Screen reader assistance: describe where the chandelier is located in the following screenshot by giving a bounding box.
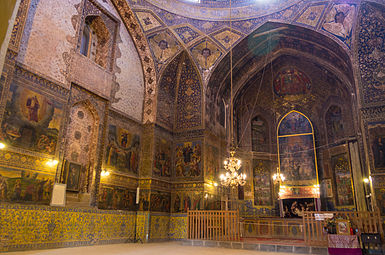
[220,0,246,187]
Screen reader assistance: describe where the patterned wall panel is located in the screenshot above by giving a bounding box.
[0,204,136,252]
[149,213,170,241]
[168,213,187,240]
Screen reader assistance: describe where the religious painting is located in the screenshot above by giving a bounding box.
[205,144,219,181]
[374,188,385,216]
[279,135,316,182]
[278,111,312,136]
[336,220,351,235]
[190,39,222,71]
[139,189,150,211]
[175,141,202,177]
[150,191,171,212]
[154,137,171,177]
[98,185,136,211]
[282,198,315,218]
[173,192,202,213]
[0,83,63,155]
[0,167,54,204]
[325,105,344,142]
[322,4,355,47]
[273,68,311,99]
[253,160,272,206]
[64,161,82,192]
[148,30,180,64]
[251,116,268,152]
[105,124,140,175]
[332,154,354,207]
[368,123,385,172]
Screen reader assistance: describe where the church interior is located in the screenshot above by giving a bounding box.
[0,0,385,253]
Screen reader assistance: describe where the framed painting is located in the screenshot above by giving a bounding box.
[65,161,82,192]
[336,220,351,235]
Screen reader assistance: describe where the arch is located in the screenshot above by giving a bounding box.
[277,110,319,199]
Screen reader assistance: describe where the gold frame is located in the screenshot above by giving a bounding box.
[336,219,351,235]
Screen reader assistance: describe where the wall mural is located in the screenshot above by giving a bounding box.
[331,153,354,207]
[321,3,355,48]
[0,167,54,204]
[278,111,318,199]
[358,3,385,104]
[251,116,268,152]
[148,30,180,65]
[173,191,202,213]
[154,137,172,177]
[373,175,385,216]
[325,105,344,142]
[0,83,63,155]
[253,160,272,206]
[273,68,311,100]
[190,39,222,72]
[204,144,219,182]
[150,191,171,212]
[175,141,201,177]
[98,185,137,211]
[105,124,140,175]
[368,123,385,173]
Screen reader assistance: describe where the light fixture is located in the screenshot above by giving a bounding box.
[101,170,110,177]
[46,159,58,167]
[363,178,370,184]
[220,0,246,188]
[0,142,5,149]
[272,167,285,183]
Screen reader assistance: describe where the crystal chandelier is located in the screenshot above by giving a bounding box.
[220,0,246,187]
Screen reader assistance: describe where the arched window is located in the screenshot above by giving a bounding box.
[277,111,318,199]
[79,16,110,69]
[251,116,268,152]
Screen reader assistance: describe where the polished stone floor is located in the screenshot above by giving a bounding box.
[7,242,296,255]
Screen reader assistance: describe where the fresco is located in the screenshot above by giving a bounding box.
[174,26,200,45]
[98,185,137,211]
[148,30,180,64]
[154,137,171,177]
[135,11,163,32]
[332,154,354,207]
[173,192,202,213]
[273,68,311,99]
[282,198,315,218]
[0,167,53,204]
[175,141,201,177]
[279,135,316,182]
[105,124,140,175]
[358,3,385,103]
[251,116,268,152]
[322,4,355,48]
[278,111,312,136]
[368,123,385,173]
[293,4,327,28]
[190,39,222,71]
[325,105,344,142]
[150,191,171,212]
[175,55,203,130]
[253,160,272,206]
[0,84,63,155]
[204,144,219,181]
[373,175,385,215]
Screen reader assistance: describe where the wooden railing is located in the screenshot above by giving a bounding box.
[187,210,240,241]
[303,211,384,246]
[242,218,304,240]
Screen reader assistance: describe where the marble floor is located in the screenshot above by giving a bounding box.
[6,242,296,255]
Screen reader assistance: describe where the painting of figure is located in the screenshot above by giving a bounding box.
[279,135,316,182]
[150,191,171,212]
[325,105,344,142]
[98,186,136,211]
[332,154,354,207]
[273,68,311,98]
[105,124,140,175]
[278,111,312,136]
[154,138,171,177]
[282,198,315,218]
[251,116,268,152]
[322,4,355,43]
[175,141,201,177]
[65,162,82,192]
[205,144,219,181]
[368,124,385,172]
[253,160,272,206]
[191,39,222,71]
[148,31,180,64]
[0,83,63,155]
[0,168,54,204]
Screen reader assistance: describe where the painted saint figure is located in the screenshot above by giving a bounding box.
[26,96,40,122]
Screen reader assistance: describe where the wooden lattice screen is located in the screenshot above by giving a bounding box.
[187,210,240,241]
[303,211,384,246]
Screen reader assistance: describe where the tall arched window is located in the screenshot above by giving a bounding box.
[277,111,319,199]
[251,116,268,152]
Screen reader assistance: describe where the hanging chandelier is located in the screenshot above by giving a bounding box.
[220,0,246,187]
